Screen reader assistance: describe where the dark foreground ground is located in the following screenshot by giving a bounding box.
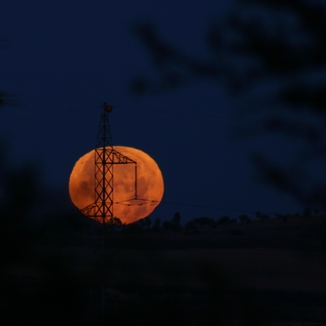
[1,215,326,325]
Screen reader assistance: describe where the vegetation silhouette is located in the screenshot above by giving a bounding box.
[131,0,326,213]
[0,146,89,323]
[162,211,182,232]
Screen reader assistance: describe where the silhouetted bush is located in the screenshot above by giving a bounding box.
[239,214,249,223]
[193,216,216,227]
[216,216,230,225]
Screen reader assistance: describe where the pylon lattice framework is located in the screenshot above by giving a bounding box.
[80,103,137,224]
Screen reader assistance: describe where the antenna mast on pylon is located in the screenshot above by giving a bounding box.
[81,103,137,224]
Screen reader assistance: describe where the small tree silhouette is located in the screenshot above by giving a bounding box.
[216,215,230,225]
[150,217,161,232]
[162,212,182,232]
[238,214,249,223]
[172,211,181,223]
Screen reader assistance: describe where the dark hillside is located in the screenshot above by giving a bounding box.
[2,215,326,325]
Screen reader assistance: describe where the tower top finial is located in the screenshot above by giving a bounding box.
[103,102,113,113]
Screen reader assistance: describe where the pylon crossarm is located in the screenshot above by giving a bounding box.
[110,150,136,164]
[95,148,136,164]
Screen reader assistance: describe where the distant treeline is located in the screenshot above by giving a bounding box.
[36,206,324,236]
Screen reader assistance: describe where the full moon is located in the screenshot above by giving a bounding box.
[69,146,164,224]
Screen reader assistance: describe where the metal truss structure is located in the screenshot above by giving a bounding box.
[81,103,137,224]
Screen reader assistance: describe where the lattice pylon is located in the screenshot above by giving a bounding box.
[80,103,136,224]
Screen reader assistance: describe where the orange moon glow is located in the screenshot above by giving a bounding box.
[69,146,164,224]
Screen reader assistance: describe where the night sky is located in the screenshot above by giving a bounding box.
[1,0,304,223]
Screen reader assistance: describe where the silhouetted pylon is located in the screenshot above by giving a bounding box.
[81,103,137,224]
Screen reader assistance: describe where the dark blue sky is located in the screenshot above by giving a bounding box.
[1,0,303,222]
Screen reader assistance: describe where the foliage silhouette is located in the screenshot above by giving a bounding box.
[0,148,92,323]
[216,215,231,225]
[193,216,216,227]
[238,214,249,223]
[162,212,182,232]
[131,0,326,211]
[153,217,161,231]
[172,211,181,223]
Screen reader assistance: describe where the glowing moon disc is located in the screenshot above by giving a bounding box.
[69,146,164,224]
